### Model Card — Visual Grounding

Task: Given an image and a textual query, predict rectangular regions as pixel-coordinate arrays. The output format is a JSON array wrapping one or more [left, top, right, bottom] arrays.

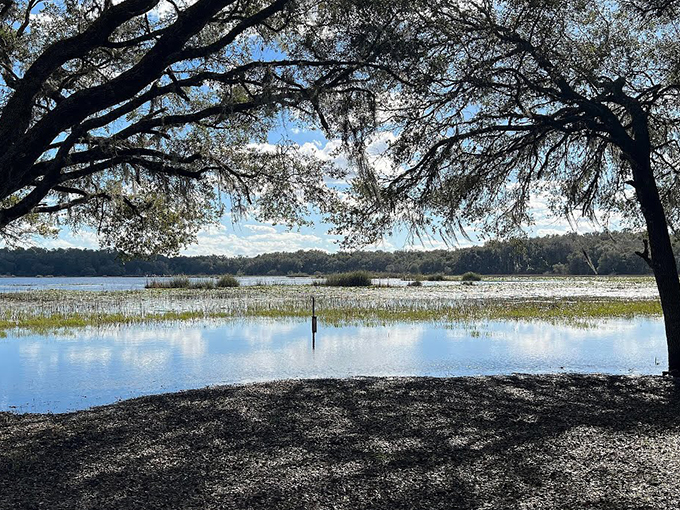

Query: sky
[[40, 201, 610, 257], [28, 101, 619, 257], [34, 121, 617, 257]]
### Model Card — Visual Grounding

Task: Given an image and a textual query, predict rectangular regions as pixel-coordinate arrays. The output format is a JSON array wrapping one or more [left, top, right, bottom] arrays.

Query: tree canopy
[[319, 0, 680, 372], [0, 0, 381, 256], [329, 0, 680, 243]]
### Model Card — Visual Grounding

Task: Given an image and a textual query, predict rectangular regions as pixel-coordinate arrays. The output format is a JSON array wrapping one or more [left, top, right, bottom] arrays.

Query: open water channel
[[0, 316, 666, 413]]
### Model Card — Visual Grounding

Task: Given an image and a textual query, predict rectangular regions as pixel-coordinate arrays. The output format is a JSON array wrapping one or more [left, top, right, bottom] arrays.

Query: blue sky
[[35, 120, 617, 256]]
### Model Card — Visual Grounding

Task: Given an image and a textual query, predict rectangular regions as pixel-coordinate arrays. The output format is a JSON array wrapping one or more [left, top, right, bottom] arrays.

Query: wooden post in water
[[311, 297, 317, 349]]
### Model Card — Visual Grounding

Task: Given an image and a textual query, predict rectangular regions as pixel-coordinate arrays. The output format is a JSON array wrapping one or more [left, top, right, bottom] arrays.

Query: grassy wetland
[[0, 276, 662, 334]]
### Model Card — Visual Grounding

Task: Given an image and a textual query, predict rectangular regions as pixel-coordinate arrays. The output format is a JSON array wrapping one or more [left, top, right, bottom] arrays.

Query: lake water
[[0, 276, 494, 291], [0, 276, 444, 291], [0, 317, 666, 413], [0, 276, 326, 291], [0, 276, 659, 300]]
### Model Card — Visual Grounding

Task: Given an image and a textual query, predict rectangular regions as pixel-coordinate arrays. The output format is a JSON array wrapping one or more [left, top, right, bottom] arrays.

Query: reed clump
[[323, 271, 373, 287], [145, 276, 240, 290], [146, 276, 192, 289], [461, 272, 482, 282], [216, 275, 240, 288], [189, 280, 217, 290]]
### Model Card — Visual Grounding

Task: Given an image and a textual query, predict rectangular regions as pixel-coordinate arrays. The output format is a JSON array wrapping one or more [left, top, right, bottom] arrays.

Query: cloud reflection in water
[[0, 317, 666, 413]]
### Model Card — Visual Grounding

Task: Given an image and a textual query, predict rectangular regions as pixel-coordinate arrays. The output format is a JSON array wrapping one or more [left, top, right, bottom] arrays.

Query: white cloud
[[365, 131, 398, 176], [497, 188, 625, 240], [531, 228, 566, 237], [300, 139, 349, 175], [246, 142, 279, 154], [149, 0, 197, 18], [243, 224, 277, 234], [361, 238, 397, 251], [182, 227, 333, 257]]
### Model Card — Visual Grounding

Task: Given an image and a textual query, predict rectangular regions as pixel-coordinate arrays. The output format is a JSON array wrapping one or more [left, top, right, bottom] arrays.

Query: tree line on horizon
[[0, 231, 674, 277]]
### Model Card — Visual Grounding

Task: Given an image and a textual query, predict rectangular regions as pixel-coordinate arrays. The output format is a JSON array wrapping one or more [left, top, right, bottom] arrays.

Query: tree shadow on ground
[[1, 374, 679, 509]]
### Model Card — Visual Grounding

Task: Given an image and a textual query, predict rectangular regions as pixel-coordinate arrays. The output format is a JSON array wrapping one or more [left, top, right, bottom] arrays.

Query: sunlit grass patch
[[0, 309, 233, 334], [247, 298, 662, 326]]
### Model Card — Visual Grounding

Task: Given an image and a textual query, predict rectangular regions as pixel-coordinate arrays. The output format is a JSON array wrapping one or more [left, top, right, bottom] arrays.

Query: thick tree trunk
[[631, 154, 680, 374]]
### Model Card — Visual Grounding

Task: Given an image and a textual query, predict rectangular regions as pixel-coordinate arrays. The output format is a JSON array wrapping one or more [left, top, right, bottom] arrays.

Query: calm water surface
[[0, 276, 493, 291], [0, 276, 325, 291], [0, 317, 666, 413], [0, 276, 659, 300]]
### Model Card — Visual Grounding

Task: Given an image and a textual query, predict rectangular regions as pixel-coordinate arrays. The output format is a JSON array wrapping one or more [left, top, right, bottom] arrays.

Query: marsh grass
[[0, 309, 229, 333], [189, 280, 217, 290], [5, 295, 658, 333], [146, 275, 240, 290], [146, 276, 192, 289], [461, 272, 483, 282], [0, 277, 662, 334], [248, 299, 662, 326], [323, 271, 373, 287], [216, 275, 240, 288]]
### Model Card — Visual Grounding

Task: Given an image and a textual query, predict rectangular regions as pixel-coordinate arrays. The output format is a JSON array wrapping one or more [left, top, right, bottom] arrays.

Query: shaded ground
[[1, 375, 679, 509]]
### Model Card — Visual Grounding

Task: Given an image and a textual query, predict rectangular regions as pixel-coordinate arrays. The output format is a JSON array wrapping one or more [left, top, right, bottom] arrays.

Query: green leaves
[[97, 188, 220, 258], [0, 0, 380, 255], [323, 0, 680, 246]]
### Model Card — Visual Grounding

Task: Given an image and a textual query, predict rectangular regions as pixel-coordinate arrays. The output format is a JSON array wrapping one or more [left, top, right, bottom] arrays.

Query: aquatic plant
[[189, 280, 217, 290], [324, 271, 373, 287], [145, 276, 221, 289], [0, 276, 663, 334], [146, 276, 191, 289], [216, 275, 240, 288], [461, 272, 482, 282]]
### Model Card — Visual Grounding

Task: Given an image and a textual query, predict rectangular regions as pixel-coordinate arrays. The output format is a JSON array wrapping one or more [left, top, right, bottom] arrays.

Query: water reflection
[[0, 318, 666, 413]]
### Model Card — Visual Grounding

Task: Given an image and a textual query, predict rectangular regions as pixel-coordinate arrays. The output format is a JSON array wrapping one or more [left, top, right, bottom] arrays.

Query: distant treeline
[[0, 231, 674, 277]]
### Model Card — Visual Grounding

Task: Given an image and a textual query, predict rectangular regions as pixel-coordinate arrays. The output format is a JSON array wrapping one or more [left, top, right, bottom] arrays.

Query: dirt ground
[[1, 374, 679, 509]]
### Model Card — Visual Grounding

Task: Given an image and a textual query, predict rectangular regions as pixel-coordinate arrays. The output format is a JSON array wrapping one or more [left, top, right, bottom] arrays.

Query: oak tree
[[331, 0, 680, 373], [0, 0, 374, 256]]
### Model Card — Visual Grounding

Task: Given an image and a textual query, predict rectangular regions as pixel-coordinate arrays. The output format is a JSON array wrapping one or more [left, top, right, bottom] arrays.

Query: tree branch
[[635, 238, 653, 268]]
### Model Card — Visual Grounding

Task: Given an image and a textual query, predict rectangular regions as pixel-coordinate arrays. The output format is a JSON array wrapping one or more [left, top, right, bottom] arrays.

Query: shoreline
[[2, 374, 679, 509]]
